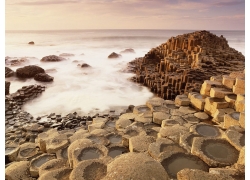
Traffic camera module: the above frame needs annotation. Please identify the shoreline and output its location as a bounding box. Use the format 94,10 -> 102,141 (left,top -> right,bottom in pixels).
5,30 -> 245,180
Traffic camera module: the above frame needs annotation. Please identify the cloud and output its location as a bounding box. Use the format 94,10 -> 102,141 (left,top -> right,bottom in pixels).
9,0 -> 81,5
213,0 -> 244,7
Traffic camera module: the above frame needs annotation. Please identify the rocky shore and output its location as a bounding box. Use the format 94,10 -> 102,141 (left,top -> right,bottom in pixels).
5,31 -> 245,180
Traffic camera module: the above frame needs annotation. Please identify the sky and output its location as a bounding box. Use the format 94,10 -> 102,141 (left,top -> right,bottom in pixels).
5,0 -> 245,30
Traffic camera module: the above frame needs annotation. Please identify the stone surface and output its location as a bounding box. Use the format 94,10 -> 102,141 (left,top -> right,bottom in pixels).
129,135 -> 155,152
103,152 -> 169,180
16,65 -> 45,78
41,55 -> 65,62
5,67 -> 15,77
108,52 -> 121,58
34,73 -> 54,82
5,161 -> 33,180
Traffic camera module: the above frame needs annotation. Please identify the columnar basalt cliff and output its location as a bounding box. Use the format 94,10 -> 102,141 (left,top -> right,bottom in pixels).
129,31 -> 245,100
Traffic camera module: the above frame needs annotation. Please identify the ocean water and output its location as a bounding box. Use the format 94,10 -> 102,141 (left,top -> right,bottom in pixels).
5,29 -> 245,116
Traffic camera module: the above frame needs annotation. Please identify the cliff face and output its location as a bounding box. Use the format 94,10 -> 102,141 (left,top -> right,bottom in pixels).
129,30 -> 245,100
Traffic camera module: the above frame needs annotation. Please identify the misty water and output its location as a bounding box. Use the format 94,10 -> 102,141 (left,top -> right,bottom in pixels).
5,30 -> 245,116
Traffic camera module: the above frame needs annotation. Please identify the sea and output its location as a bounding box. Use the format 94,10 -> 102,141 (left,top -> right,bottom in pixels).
5,29 -> 245,116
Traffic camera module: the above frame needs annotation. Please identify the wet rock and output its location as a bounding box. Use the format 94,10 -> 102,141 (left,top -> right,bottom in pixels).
17,142 -> 41,161
104,152 -> 169,180
34,73 -> 54,82
30,153 -> 56,177
108,52 -> 121,58
41,55 -> 66,62
5,67 -> 15,77
16,65 -> 45,78
191,137 -> 239,167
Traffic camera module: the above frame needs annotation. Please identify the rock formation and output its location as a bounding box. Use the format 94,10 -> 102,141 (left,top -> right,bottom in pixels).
108,52 -> 121,58
41,55 -> 66,62
129,31 -> 245,100
5,67 -> 15,77
16,65 -> 45,78
34,73 -> 54,82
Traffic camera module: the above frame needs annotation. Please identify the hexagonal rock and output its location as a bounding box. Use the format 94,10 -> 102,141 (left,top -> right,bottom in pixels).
146,97 -> 165,109
72,144 -> 108,168
177,168 -> 234,180
107,145 -> 129,159
223,112 -> 240,129
190,123 -> 222,138
90,129 -> 108,136
153,112 -> 171,125
30,153 -> 56,177
115,118 -> 132,130
237,146 -> 245,166
204,97 -> 229,116
200,80 -> 223,96
148,138 -> 186,159
159,152 -> 209,179
222,75 -> 236,89
189,93 -> 206,111
69,129 -> 89,143
210,88 -> 232,99
224,94 -> 237,108
223,129 -> 244,151
235,99 -> 245,113
39,159 -> 69,176
212,108 -> 235,124
182,114 -> 200,124
39,167 -> 72,180
103,152 -> 170,180
170,106 -> 196,116
70,159 -> 109,180
175,94 -> 190,106
129,135 -> 155,152
194,112 -> 209,121
133,105 -> 151,114
45,134 -> 69,154
88,122 -> 106,132
105,133 -> 122,144
5,145 -> 20,163
67,139 -> 93,167
17,142 -> 41,161
122,126 -> 146,147
92,117 -> 108,124
5,161 -> 33,180
56,146 -> 69,160
159,124 -> 189,143
179,132 -> 202,153
134,114 -> 152,123
36,129 -> 58,152
239,112 -> 245,128
191,137 -> 239,167
161,119 -> 182,127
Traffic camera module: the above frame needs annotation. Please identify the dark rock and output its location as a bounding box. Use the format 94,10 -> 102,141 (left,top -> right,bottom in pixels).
120,48 -> 135,53
5,81 -> 10,95
34,73 -> 54,82
28,41 -> 34,45
5,67 -> 15,77
78,63 -> 91,68
16,65 -> 45,78
108,52 -> 121,59
41,55 -> 66,62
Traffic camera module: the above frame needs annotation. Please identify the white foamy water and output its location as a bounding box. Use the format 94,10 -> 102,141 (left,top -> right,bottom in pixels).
5,30 -> 245,116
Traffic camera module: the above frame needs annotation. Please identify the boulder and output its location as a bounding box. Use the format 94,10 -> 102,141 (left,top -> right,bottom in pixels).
16,65 -> 45,78
28,41 -> 34,45
5,161 -> 33,180
5,67 -> 15,77
41,55 -> 65,62
78,63 -> 91,68
108,52 -> 121,58
34,73 -> 54,82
